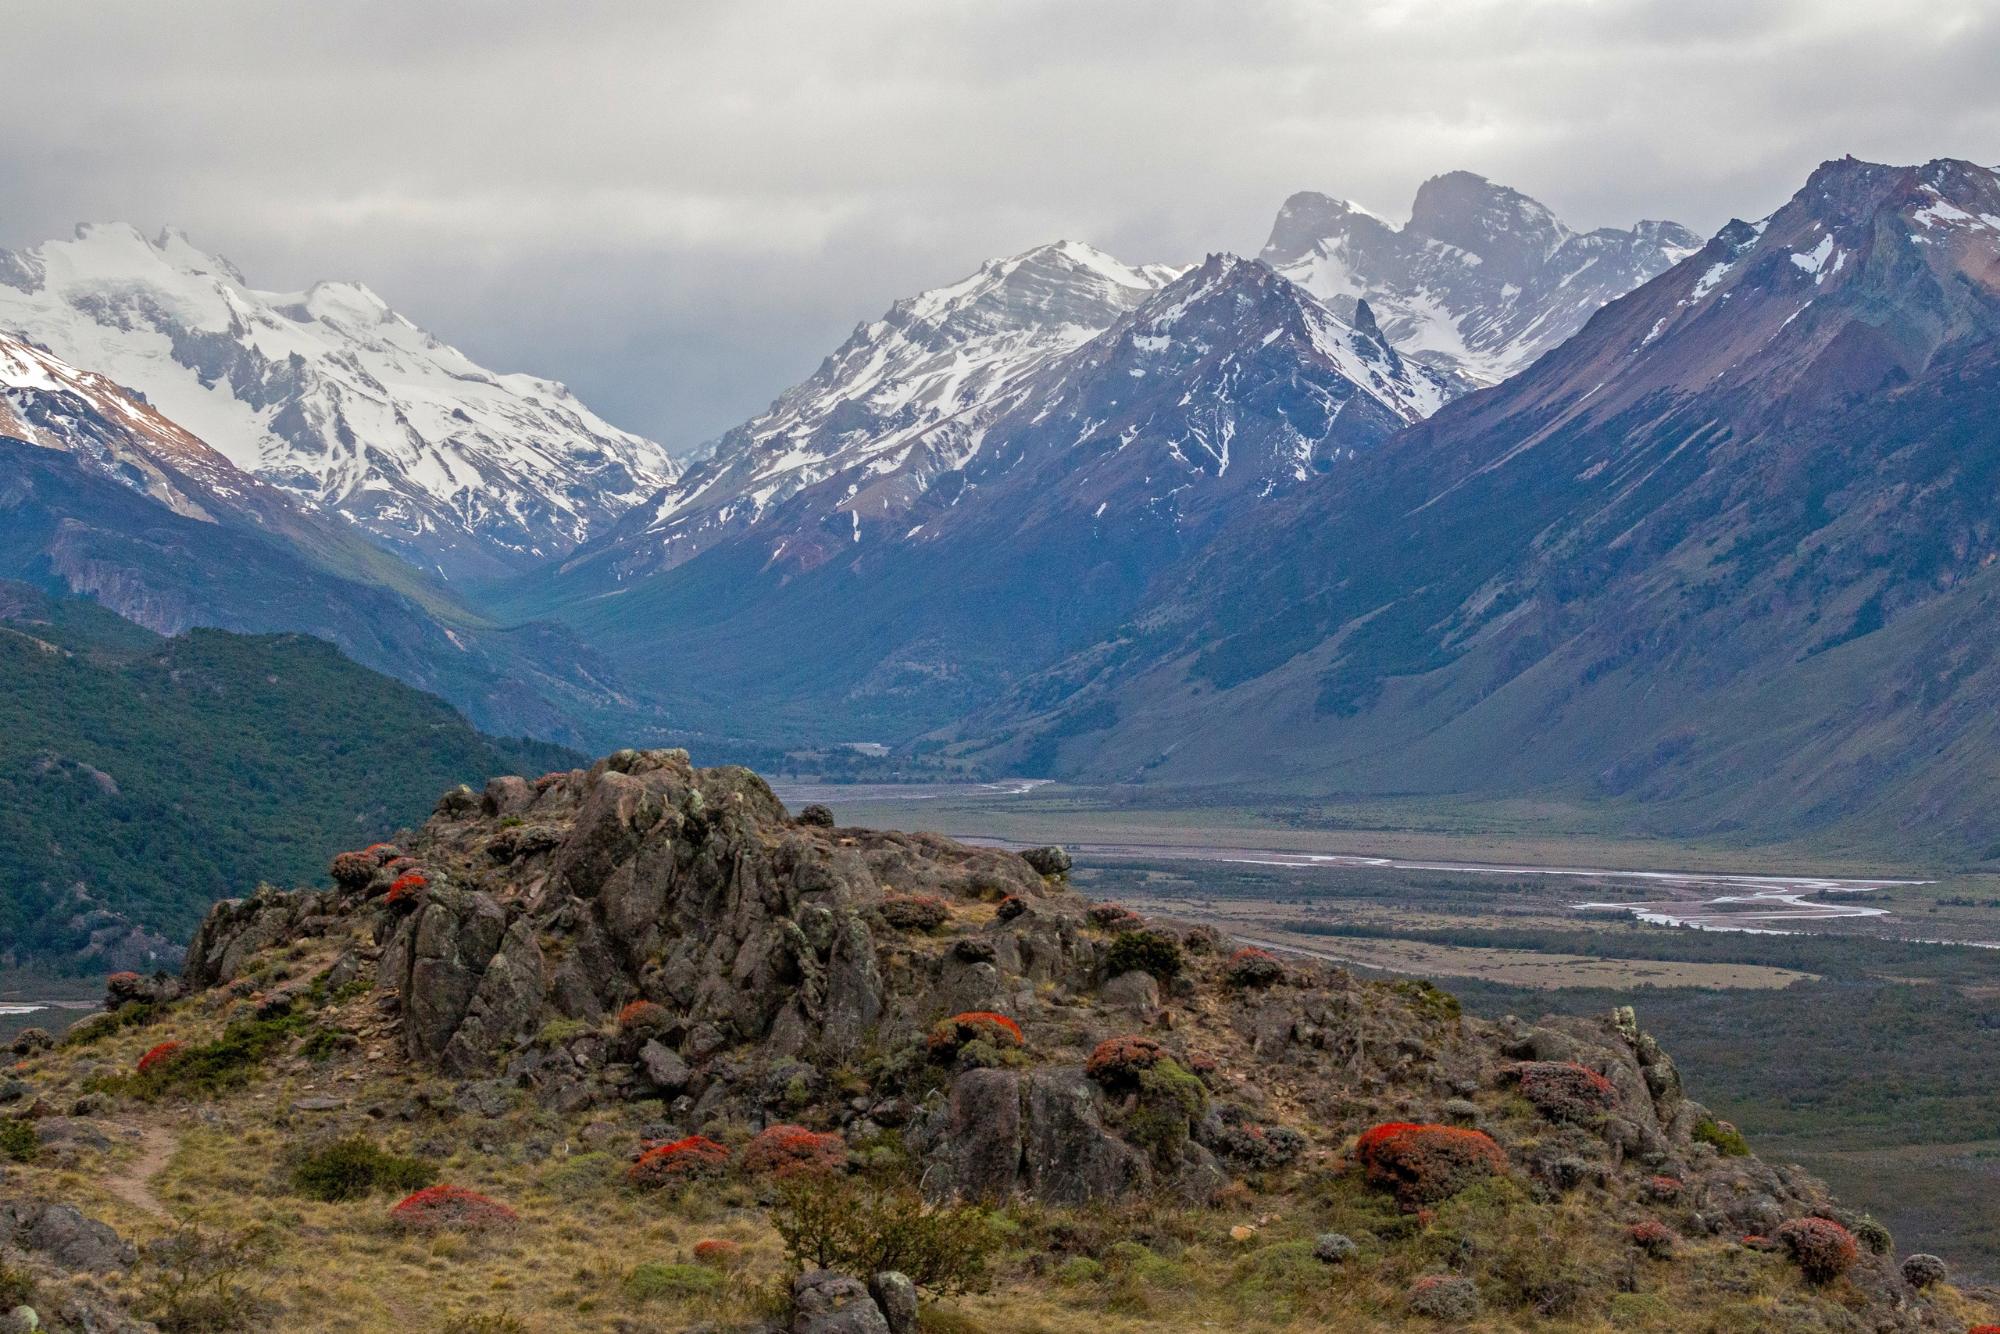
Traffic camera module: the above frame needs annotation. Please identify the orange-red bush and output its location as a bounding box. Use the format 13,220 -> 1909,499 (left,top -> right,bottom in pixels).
692,1239 -> 742,1267
384,872 -> 428,905
1354,1122 -> 1507,1205
880,895 -> 950,931
926,1011 -> 1024,1058
627,1135 -> 730,1187
1644,1175 -> 1683,1202
136,1041 -> 184,1075
1508,1061 -> 1619,1121
1084,1035 -> 1169,1088
1776,1217 -> 1859,1283
1087,903 -> 1144,930
1630,1220 -> 1676,1257
741,1125 -> 845,1178
617,1000 -> 669,1032
388,1184 -> 518,1231
1225,947 -> 1284,988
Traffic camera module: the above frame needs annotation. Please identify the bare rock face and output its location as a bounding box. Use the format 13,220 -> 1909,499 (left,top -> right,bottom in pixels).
0,1202 -> 134,1274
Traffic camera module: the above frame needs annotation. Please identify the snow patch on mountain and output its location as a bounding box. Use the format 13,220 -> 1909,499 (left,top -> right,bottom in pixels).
0,224 -> 677,577
1262,172 -> 1699,388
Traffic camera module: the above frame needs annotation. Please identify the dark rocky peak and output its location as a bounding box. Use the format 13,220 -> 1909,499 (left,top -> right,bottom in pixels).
1259,190 -> 1398,265
1406,170 -> 1573,279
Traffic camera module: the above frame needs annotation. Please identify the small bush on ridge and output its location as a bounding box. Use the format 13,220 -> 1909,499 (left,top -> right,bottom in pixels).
742,1124 -> 845,1178
1355,1122 -> 1507,1205
772,1173 -> 993,1295
1776,1217 -> 1859,1283
628,1135 -> 730,1187
1104,930 -> 1185,981
389,1185 -> 519,1232
291,1137 -> 436,1202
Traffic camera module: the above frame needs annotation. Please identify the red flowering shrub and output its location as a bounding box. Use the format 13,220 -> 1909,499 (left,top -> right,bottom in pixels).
741,1125 -> 845,1178
926,1011 -> 1024,1059
1084,1035 -> 1169,1089
1225,947 -> 1284,988
617,1000 -> 669,1034
106,970 -> 141,987
1087,903 -> 1144,930
388,1184 -> 518,1231
692,1239 -> 742,1268
1644,1175 -> 1683,1202
627,1135 -> 731,1187
994,895 -> 1027,922
136,1041 -> 184,1075
1508,1061 -> 1619,1121
384,872 -> 428,905
1776,1217 -> 1859,1283
1355,1123 -> 1507,1205
1969,1326 -> 2000,1334
879,895 -> 950,931
1630,1219 -> 1676,1257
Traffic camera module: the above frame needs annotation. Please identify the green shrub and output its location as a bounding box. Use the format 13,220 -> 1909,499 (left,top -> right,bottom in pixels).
297,1027 -> 349,1062
61,1000 -> 158,1047
1126,1058 -> 1209,1161
1392,979 -> 1461,1023
291,1137 -> 437,1202
1104,930 -> 1185,981
0,1118 -> 38,1163
132,1013 -> 306,1098
1056,1256 -> 1105,1286
1694,1118 -> 1749,1157
0,1260 -> 34,1308
772,1174 -> 995,1295
624,1263 -> 721,1301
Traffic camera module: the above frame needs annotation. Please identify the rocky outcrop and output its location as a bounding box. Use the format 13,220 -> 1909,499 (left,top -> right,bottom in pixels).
169,749 -> 1880,1253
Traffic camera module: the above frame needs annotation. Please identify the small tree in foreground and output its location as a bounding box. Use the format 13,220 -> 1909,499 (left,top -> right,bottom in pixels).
771,1174 -> 994,1295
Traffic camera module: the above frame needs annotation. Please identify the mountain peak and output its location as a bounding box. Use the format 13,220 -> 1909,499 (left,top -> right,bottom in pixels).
0,225 -> 676,577
1261,172 -> 1695,387
1406,170 -> 1571,275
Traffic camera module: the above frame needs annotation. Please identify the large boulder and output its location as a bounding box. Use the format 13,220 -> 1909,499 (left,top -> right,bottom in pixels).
791,1270 -> 889,1334
0,1203 -> 134,1274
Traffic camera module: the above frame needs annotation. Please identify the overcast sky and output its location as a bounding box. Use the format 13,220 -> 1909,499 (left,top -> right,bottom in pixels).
2,0 -> 1995,452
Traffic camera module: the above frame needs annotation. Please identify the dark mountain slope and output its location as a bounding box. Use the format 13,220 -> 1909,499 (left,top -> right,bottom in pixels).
961,157 -> 2000,853
0,582 -> 577,971
520,257 -> 1447,745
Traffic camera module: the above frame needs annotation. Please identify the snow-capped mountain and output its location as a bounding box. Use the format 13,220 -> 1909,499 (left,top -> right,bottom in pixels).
1261,171 -> 1700,388
593,240 -> 1180,577
518,251 -> 1457,746
0,330 -> 264,525
0,224 -> 677,578
963,157 -> 2000,845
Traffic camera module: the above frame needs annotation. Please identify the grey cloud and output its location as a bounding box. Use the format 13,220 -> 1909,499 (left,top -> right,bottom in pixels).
1,0 -> 1995,449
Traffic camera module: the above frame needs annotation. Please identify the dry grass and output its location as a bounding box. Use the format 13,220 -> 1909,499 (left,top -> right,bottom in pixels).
4,929 -> 1990,1332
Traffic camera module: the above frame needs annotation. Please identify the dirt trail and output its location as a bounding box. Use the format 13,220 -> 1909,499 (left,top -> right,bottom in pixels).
102,1119 -> 176,1216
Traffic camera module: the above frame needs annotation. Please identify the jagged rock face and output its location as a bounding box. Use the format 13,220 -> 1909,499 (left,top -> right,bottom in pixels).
1261,171 -> 1700,388
180,753 -> 1862,1244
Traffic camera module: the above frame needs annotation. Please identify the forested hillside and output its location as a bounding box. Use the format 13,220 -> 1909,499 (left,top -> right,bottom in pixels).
0,585 -> 579,970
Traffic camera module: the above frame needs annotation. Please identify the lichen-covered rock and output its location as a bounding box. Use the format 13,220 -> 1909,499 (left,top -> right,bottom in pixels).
791,1270 -> 889,1334
1020,846 -> 1072,878
867,1271 -> 917,1334
0,1203 -> 134,1273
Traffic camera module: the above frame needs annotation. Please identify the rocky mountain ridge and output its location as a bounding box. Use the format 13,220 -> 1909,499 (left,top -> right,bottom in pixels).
1261,170 -> 1701,388
958,156 -> 2000,849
